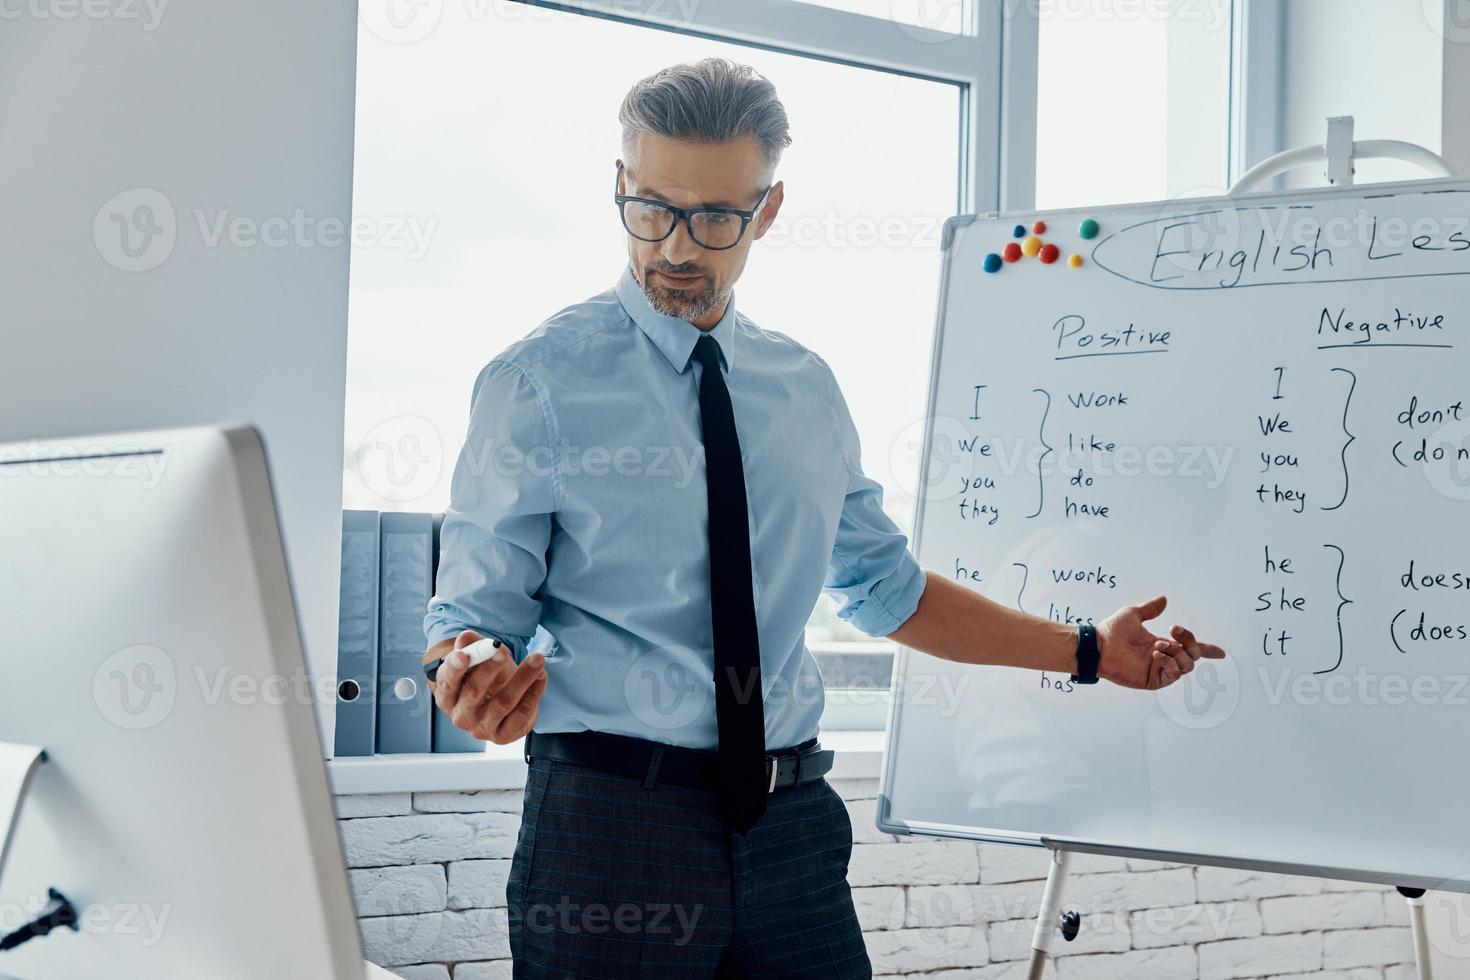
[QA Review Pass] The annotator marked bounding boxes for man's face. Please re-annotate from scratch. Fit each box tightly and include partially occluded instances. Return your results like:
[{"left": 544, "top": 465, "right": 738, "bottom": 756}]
[{"left": 617, "top": 132, "right": 783, "bottom": 328}]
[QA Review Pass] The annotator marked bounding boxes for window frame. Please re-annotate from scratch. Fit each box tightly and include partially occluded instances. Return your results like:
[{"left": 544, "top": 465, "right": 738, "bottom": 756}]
[
  {"left": 499, "top": 0, "right": 1023, "bottom": 733},
  {"left": 531, "top": 0, "right": 1020, "bottom": 212},
  {"left": 332, "top": 0, "right": 1266, "bottom": 766}
]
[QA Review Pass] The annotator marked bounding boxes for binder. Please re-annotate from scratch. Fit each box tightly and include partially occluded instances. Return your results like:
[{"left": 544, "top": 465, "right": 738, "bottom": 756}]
[
  {"left": 332, "top": 510, "right": 379, "bottom": 757},
  {"left": 375, "top": 512, "right": 435, "bottom": 753},
  {"left": 431, "top": 512, "right": 485, "bottom": 753}
]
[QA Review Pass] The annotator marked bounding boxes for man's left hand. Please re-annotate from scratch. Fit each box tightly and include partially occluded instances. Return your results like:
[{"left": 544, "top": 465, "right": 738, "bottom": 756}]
[{"left": 1095, "top": 595, "right": 1226, "bottom": 690}]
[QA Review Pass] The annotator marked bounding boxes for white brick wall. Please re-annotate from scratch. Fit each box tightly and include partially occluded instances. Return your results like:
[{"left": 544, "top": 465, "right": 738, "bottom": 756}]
[{"left": 335, "top": 777, "right": 1418, "bottom": 978}]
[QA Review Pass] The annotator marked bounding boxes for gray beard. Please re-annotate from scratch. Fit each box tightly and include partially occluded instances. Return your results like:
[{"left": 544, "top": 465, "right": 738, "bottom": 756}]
[{"left": 642, "top": 268, "right": 726, "bottom": 323}]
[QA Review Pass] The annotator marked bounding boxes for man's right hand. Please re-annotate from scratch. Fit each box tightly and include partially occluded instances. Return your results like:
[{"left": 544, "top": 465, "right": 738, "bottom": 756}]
[{"left": 426, "top": 629, "right": 548, "bottom": 744}]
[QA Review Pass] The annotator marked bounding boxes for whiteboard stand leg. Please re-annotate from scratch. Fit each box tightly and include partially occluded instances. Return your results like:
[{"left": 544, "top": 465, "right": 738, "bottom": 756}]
[
  {"left": 1397, "top": 886, "right": 1433, "bottom": 980},
  {"left": 1026, "top": 848, "right": 1081, "bottom": 980}
]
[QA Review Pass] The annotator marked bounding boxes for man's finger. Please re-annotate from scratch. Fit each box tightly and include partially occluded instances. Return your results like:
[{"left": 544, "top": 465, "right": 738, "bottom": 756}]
[
  {"left": 459, "top": 642, "right": 517, "bottom": 708},
  {"left": 1159, "top": 639, "right": 1194, "bottom": 675},
  {"left": 474, "top": 653, "right": 547, "bottom": 731},
  {"left": 1172, "top": 624, "right": 1227, "bottom": 660},
  {"left": 1151, "top": 650, "right": 1180, "bottom": 688},
  {"left": 1132, "top": 595, "right": 1168, "bottom": 622},
  {"left": 494, "top": 670, "right": 548, "bottom": 743},
  {"left": 432, "top": 629, "right": 484, "bottom": 709}
]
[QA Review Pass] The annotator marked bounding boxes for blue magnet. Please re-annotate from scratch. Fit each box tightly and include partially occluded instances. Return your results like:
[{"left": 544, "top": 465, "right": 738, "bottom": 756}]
[{"left": 983, "top": 252, "right": 1003, "bottom": 273}]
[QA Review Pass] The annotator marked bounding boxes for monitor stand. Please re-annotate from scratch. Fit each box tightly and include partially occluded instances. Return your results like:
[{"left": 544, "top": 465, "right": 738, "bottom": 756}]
[{"left": 0, "top": 742, "right": 46, "bottom": 884}]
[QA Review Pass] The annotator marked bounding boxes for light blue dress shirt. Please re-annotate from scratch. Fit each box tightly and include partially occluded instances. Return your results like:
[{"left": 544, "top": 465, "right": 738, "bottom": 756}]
[{"left": 425, "top": 265, "right": 927, "bottom": 750}]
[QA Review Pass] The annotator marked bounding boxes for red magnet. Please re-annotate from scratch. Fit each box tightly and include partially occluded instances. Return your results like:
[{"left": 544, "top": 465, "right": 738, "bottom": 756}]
[
  {"left": 1038, "top": 242, "right": 1060, "bottom": 264},
  {"left": 1032, "top": 220, "right": 1047, "bottom": 235},
  {"left": 1002, "top": 242, "right": 1022, "bottom": 262}
]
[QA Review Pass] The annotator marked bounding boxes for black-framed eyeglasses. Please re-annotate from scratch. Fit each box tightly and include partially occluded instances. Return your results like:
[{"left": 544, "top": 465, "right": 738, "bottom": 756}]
[{"left": 614, "top": 163, "right": 771, "bottom": 251}]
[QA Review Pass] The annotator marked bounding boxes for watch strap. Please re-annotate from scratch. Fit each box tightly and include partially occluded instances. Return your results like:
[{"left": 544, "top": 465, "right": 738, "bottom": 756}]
[{"left": 1071, "top": 623, "right": 1100, "bottom": 684}]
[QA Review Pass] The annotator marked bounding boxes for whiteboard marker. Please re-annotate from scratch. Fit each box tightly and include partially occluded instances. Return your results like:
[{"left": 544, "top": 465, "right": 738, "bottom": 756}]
[{"left": 423, "top": 637, "right": 505, "bottom": 682}]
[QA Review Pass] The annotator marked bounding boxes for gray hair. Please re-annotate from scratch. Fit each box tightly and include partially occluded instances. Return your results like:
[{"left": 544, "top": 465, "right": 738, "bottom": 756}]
[{"left": 619, "top": 58, "right": 792, "bottom": 171}]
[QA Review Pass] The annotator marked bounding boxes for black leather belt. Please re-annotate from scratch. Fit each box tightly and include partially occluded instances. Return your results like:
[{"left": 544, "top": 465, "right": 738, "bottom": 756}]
[{"left": 524, "top": 730, "right": 835, "bottom": 793}]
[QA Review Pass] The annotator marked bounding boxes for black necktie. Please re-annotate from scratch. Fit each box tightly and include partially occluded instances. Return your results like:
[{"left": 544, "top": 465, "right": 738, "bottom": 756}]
[{"left": 692, "top": 333, "right": 767, "bottom": 833}]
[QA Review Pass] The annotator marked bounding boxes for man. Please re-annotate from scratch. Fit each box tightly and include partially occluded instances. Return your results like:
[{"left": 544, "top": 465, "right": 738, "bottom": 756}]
[{"left": 423, "top": 58, "right": 1225, "bottom": 978}]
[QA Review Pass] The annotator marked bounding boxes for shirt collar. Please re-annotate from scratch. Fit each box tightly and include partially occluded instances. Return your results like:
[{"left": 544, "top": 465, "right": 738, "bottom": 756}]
[{"left": 615, "top": 265, "right": 736, "bottom": 375}]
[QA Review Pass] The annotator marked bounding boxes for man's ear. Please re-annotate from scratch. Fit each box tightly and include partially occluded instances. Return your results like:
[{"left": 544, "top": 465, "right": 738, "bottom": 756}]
[
  {"left": 615, "top": 159, "right": 627, "bottom": 194},
  {"left": 753, "top": 180, "right": 784, "bottom": 240}
]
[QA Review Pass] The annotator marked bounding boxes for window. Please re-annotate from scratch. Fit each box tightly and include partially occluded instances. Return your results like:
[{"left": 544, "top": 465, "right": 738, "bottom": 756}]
[
  {"left": 1034, "top": 0, "right": 1234, "bottom": 209},
  {"left": 345, "top": 3, "right": 965, "bottom": 707},
  {"left": 787, "top": 0, "right": 971, "bottom": 35}
]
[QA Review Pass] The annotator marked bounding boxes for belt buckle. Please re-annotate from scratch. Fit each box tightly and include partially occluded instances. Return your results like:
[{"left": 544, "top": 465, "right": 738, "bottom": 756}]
[{"left": 766, "top": 755, "right": 779, "bottom": 794}]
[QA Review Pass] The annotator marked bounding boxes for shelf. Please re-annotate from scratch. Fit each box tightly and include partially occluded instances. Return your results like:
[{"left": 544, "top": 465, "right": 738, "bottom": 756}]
[{"left": 326, "top": 729, "right": 886, "bottom": 796}]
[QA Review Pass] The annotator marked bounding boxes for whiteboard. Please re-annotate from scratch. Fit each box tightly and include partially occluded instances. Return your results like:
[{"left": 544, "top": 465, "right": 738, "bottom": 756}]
[{"left": 878, "top": 178, "right": 1470, "bottom": 893}]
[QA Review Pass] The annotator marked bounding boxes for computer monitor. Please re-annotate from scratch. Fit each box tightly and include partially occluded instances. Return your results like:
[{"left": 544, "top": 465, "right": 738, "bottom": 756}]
[{"left": 0, "top": 426, "right": 367, "bottom": 979}]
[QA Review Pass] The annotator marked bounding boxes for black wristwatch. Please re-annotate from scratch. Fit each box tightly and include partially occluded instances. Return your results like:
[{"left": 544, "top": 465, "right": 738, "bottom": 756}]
[{"left": 1071, "top": 623, "right": 1100, "bottom": 684}]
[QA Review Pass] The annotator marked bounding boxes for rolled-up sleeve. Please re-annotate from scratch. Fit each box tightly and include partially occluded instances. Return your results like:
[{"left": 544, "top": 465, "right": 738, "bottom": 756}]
[
  {"left": 820, "top": 366, "right": 927, "bottom": 636},
  {"left": 424, "top": 358, "right": 557, "bottom": 661}
]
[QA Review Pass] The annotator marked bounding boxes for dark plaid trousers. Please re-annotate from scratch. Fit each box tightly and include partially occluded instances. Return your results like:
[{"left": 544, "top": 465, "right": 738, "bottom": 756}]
[{"left": 506, "top": 756, "right": 872, "bottom": 978}]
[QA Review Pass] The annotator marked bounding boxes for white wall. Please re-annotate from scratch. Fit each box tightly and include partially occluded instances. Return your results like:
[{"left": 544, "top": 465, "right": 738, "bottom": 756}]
[
  {"left": 1443, "top": 0, "right": 1470, "bottom": 173},
  {"left": 1279, "top": 0, "right": 1445, "bottom": 185},
  {"left": 336, "top": 781, "right": 1423, "bottom": 978},
  {"left": 0, "top": 0, "right": 358, "bottom": 750}
]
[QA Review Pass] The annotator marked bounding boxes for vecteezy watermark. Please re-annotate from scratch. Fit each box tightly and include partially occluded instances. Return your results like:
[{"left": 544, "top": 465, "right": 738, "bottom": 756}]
[
  {"left": 0, "top": 0, "right": 168, "bottom": 30},
  {"left": 1258, "top": 666, "right": 1470, "bottom": 709},
  {"left": 344, "top": 424, "right": 724, "bottom": 511},
  {"left": 1005, "top": 0, "right": 1230, "bottom": 31},
  {"left": 891, "top": 415, "right": 1238, "bottom": 505},
  {"left": 888, "top": 667, "right": 973, "bottom": 719},
  {"left": 93, "top": 644, "right": 177, "bottom": 730},
  {"left": 625, "top": 653, "right": 953, "bottom": 729},
  {"left": 358, "top": 0, "right": 701, "bottom": 44},
  {"left": 1423, "top": 870, "right": 1470, "bottom": 960},
  {"left": 0, "top": 896, "right": 171, "bottom": 947},
  {"left": 944, "top": 881, "right": 1245, "bottom": 953},
  {"left": 1418, "top": 418, "right": 1470, "bottom": 502},
  {"left": 624, "top": 646, "right": 713, "bottom": 732},
  {"left": 1155, "top": 653, "right": 1239, "bottom": 730},
  {"left": 193, "top": 209, "right": 436, "bottom": 259},
  {"left": 1424, "top": 0, "right": 1470, "bottom": 45},
  {"left": 886, "top": 0, "right": 968, "bottom": 42},
  {"left": 92, "top": 187, "right": 437, "bottom": 272},
  {"left": 93, "top": 187, "right": 176, "bottom": 273},
  {"left": 358, "top": 0, "right": 444, "bottom": 44},
  {"left": 349, "top": 415, "right": 446, "bottom": 506},
  {"left": 452, "top": 435, "right": 705, "bottom": 488},
  {"left": 523, "top": 897, "right": 703, "bottom": 944},
  {"left": 0, "top": 440, "right": 170, "bottom": 490},
  {"left": 761, "top": 211, "right": 948, "bottom": 251},
  {"left": 364, "top": 888, "right": 449, "bottom": 961},
  {"left": 92, "top": 646, "right": 341, "bottom": 730}
]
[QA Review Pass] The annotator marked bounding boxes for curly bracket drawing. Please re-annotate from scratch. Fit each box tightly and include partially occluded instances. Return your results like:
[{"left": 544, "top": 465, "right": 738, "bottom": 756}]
[
  {"left": 1321, "top": 367, "right": 1356, "bottom": 512},
  {"left": 1316, "top": 543, "right": 1351, "bottom": 675},
  {"left": 1027, "top": 389, "right": 1053, "bottom": 519}
]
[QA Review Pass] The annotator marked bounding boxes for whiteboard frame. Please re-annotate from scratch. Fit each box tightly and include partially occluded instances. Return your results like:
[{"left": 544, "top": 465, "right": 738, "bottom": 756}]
[{"left": 876, "top": 174, "right": 1470, "bottom": 894}]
